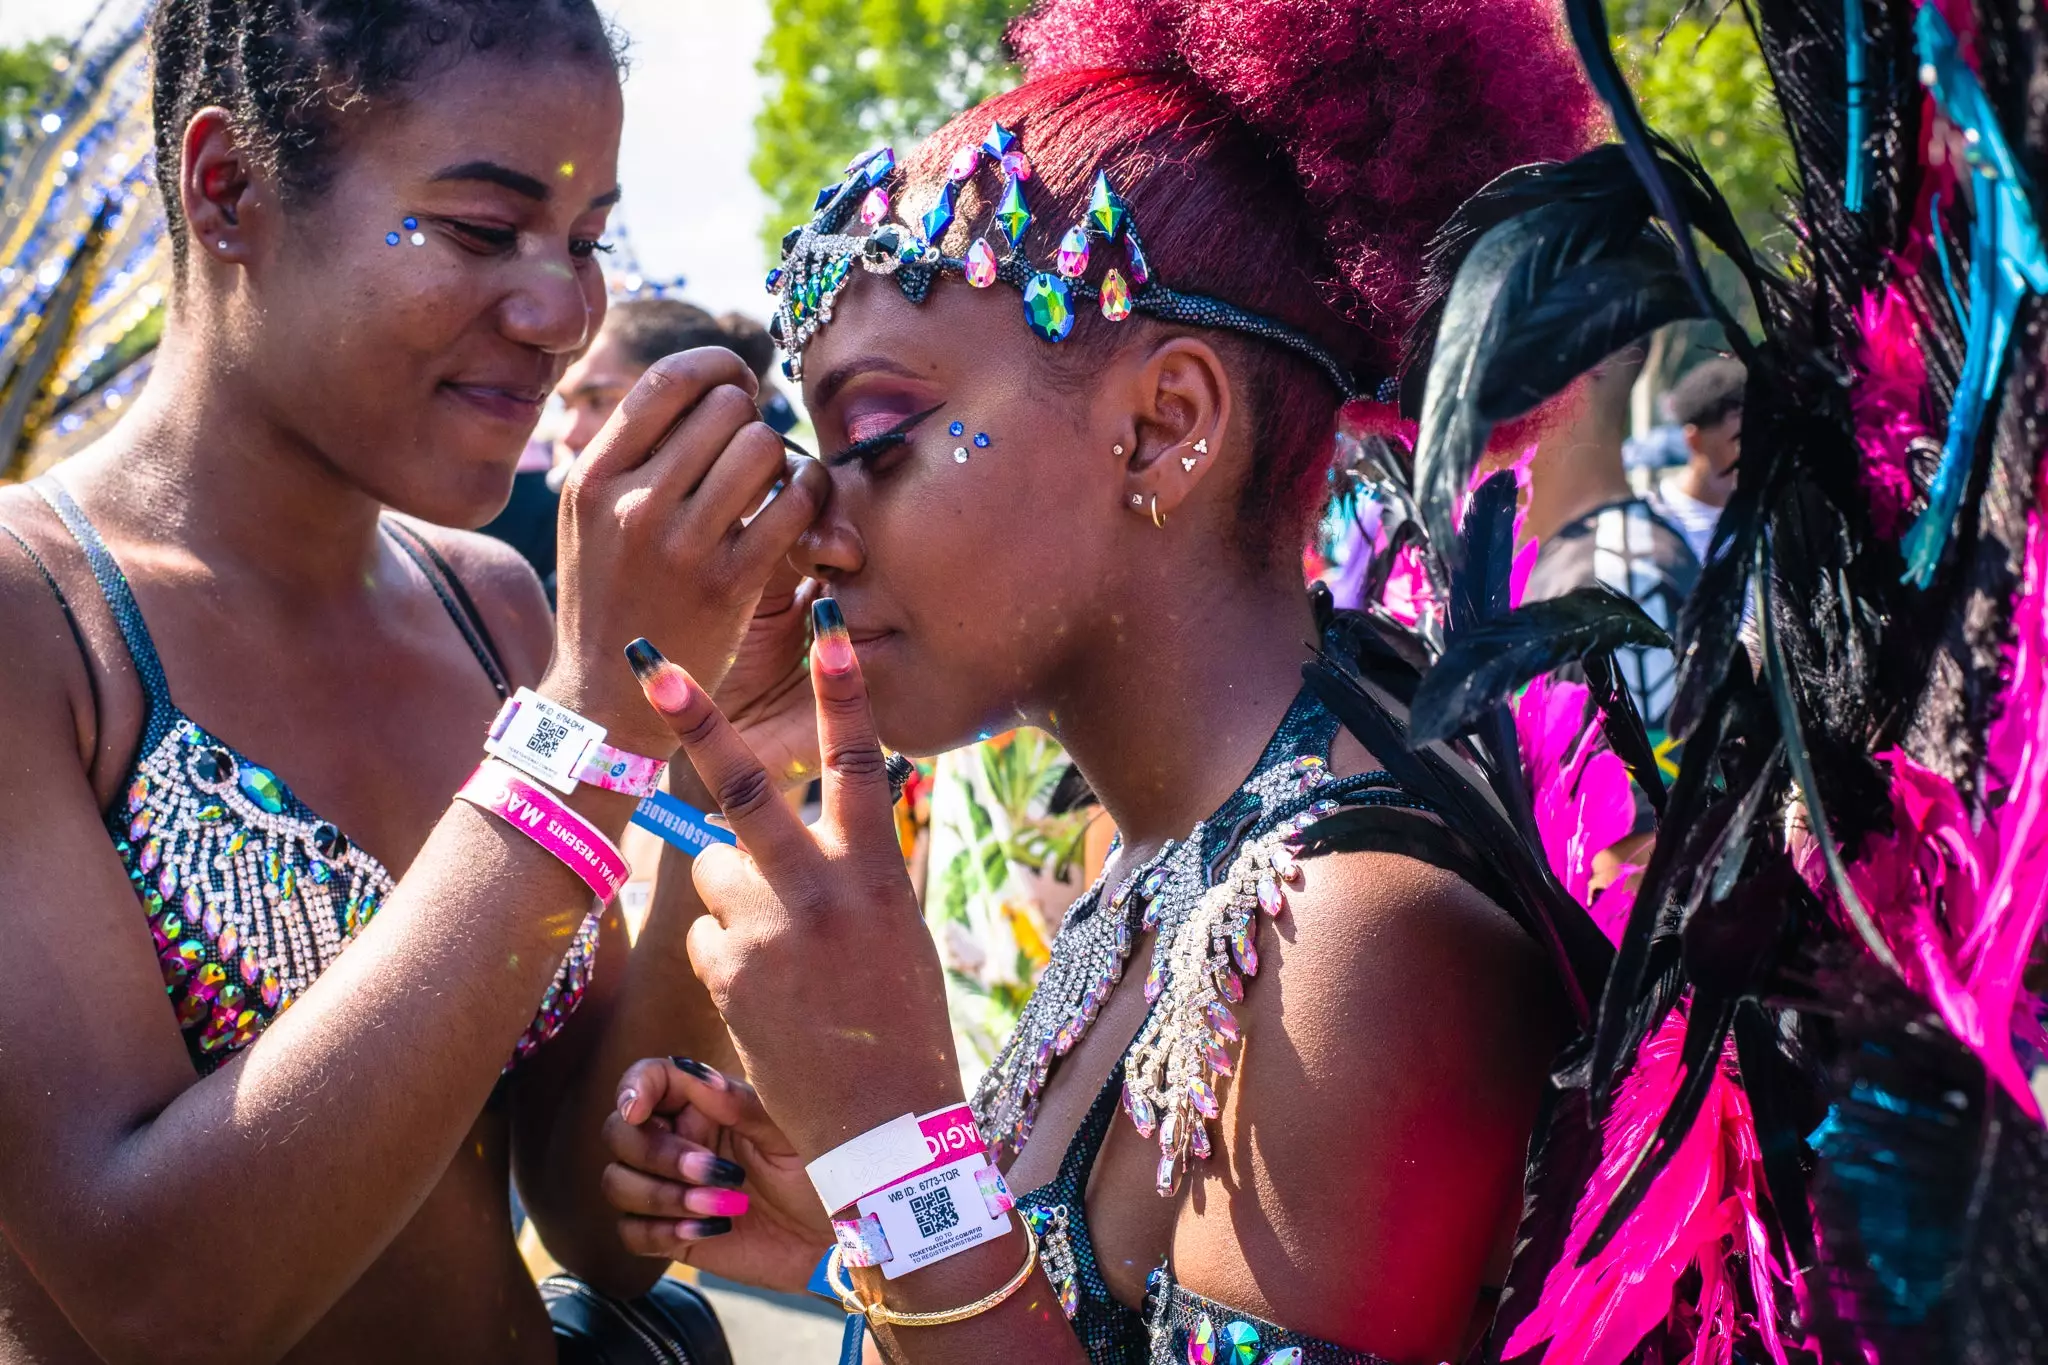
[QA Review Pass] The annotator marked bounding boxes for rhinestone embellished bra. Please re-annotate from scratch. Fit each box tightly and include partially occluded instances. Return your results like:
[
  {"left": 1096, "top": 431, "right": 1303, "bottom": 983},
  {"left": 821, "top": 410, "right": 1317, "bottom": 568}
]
[{"left": 34, "top": 480, "right": 598, "bottom": 1076}]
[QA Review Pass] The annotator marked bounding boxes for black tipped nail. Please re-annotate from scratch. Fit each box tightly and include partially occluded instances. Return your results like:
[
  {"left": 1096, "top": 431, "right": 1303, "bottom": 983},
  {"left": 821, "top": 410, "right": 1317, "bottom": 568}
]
[
  {"left": 680, "top": 1217, "right": 734, "bottom": 1239},
  {"left": 886, "top": 753, "right": 915, "bottom": 803},
  {"left": 811, "top": 597, "right": 845, "bottom": 636},
  {"left": 624, "top": 637, "right": 667, "bottom": 683},
  {"left": 669, "top": 1056, "right": 721, "bottom": 1086},
  {"left": 708, "top": 1157, "right": 746, "bottom": 1188}
]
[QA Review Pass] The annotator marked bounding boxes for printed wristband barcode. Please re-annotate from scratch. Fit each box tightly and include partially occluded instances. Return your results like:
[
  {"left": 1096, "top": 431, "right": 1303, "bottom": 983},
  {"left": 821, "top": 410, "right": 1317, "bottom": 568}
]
[
  {"left": 826, "top": 1104, "right": 1015, "bottom": 1279},
  {"left": 457, "top": 759, "right": 630, "bottom": 903}
]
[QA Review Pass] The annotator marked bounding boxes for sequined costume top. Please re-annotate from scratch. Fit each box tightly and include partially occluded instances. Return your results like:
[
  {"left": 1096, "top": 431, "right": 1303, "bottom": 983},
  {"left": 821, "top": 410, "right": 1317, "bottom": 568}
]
[
  {"left": 990, "top": 689, "right": 1472, "bottom": 1365},
  {"left": 28, "top": 479, "right": 599, "bottom": 1075}
]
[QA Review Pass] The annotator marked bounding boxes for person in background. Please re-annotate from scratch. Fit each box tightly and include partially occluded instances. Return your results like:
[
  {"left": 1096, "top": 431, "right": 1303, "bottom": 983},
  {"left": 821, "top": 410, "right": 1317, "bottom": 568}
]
[
  {"left": 1522, "top": 344, "right": 1700, "bottom": 738},
  {"left": 480, "top": 298, "right": 792, "bottom": 592},
  {"left": 1647, "top": 356, "right": 1744, "bottom": 566}
]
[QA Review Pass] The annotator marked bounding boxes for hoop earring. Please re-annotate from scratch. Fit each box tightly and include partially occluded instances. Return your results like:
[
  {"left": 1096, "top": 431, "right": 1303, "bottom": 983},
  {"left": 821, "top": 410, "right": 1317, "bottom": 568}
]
[{"left": 1149, "top": 495, "right": 1165, "bottom": 529}]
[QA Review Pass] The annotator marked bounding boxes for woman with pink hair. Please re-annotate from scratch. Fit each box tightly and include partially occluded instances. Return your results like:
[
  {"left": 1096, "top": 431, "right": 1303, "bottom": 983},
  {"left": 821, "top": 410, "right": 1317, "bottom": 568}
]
[{"left": 598, "top": 1, "right": 1603, "bottom": 1361}]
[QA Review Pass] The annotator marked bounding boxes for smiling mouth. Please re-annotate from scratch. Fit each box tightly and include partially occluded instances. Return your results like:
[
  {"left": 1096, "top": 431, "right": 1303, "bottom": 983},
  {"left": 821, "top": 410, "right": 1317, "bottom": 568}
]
[{"left": 441, "top": 382, "right": 548, "bottom": 424}]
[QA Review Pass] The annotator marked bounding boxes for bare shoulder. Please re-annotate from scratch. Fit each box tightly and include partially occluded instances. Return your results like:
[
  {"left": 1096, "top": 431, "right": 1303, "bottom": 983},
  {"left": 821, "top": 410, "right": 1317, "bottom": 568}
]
[
  {"left": 1173, "top": 844, "right": 1564, "bottom": 1358},
  {"left": 0, "top": 488, "right": 97, "bottom": 754},
  {"left": 385, "top": 515, "right": 554, "bottom": 686}
]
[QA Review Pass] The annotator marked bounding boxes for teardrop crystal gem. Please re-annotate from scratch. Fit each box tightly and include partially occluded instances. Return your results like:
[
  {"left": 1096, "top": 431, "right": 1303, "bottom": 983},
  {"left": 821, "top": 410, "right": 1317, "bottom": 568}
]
[
  {"left": 1262, "top": 1351, "right": 1304, "bottom": 1365},
  {"left": 1099, "top": 267, "right": 1131, "bottom": 321},
  {"left": 947, "top": 143, "right": 980, "bottom": 182},
  {"left": 127, "top": 777, "right": 149, "bottom": 812},
  {"left": 1124, "top": 1083, "right": 1157, "bottom": 1138},
  {"left": 1144, "top": 957, "right": 1167, "bottom": 1004},
  {"left": 1127, "top": 235, "right": 1151, "bottom": 286},
  {"left": 1219, "top": 969, "right": 1244, "bottom": 1003},
  {"left": 239, "top": 762, "right": 286, "bottom": 814},
  {"left": 1190, "top": 1079, "right": 1221, "bottom": 1118},
  {"left": 1190, "top": 1119, "right": 1212, "bottom": 1159},
  {"left": 1271, "top": 845, "right": 1301, "bottom": 883},
  {"left": 1204, "top": 1000, "right": 1240, "bottom": 1043},
  {"left": 1204, "top": 1038, "right": 1234, "bottom": 1076},
  {"left": 1021, "top": 273, "right": 1075, "bottom": 342},
  {"left": 859, "top": 187, "right": 891, "bottom": 227},
  {"left": 1230, "top": 923, "right": 1259, "bottom": 974},
  {"left": 1056, "top": 225, "right": 1090, "bottom": 279},
  {"left": 964, "top": 237, "right": 999, "bottom": 288},
  {"left": 1257, "top": 876, "right": 1286, "bottom": 917},
  {"left": 1001, "top": 150, "right": 1032, "bottom": 181},
  {"left": 1186, "top": 1313, "right": 1217, "bottom": 1365}
]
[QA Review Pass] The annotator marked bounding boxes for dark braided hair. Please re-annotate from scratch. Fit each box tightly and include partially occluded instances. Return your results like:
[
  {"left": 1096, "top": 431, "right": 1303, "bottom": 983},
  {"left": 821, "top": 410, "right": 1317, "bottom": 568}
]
[{"left": 148, "top": 0, "right": 622, "bottom": 273}]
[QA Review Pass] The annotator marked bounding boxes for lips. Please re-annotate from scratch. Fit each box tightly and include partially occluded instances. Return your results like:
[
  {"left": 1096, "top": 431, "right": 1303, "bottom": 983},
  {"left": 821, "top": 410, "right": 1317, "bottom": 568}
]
[{"left": 440, "top": 381, "right": 549, "bottom": 425}]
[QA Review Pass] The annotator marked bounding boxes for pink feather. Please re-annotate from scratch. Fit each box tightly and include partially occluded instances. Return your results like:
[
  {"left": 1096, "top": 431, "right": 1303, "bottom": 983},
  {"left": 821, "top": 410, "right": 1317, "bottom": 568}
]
[{"left": 1849, "top": 285, "right": 1929, "bottom": 540}]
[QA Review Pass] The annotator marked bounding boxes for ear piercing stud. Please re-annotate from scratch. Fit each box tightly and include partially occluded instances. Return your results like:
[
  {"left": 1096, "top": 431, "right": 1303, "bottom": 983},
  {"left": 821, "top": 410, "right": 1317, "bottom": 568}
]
[
  {"left": 1113, "top": 443, "right": 1126, "bottom": 457},
  {"left": 1193, "top": 438, "right": 1209, "bottom": 454},
  {"left": 1131, "top": 493, "right": 1143, "bottom": 506},
  {"left": 1181, "top": 457, "right": 1197, "bottom": 471}
]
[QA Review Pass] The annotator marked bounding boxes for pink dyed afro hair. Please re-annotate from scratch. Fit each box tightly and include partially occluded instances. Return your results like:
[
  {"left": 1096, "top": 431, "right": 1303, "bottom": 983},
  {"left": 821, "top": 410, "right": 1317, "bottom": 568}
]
[{"left": 1009, "top": 0, "right": 1602, "bottom": 348}]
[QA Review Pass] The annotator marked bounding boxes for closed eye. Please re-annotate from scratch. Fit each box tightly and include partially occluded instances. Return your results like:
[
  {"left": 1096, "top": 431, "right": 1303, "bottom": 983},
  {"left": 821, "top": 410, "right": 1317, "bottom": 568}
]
[{"left": 826, "top": 403, "right": 943, "bottom": 468}]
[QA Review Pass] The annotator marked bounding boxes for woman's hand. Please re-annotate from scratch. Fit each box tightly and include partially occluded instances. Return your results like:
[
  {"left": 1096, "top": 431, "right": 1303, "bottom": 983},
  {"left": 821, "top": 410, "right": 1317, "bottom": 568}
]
[
  {"left": 623, "top": 604, "right": 965, "bottom": 1161},
  {"left": 546, "top": 347, "right": 828, "bottom": 757},
  {"left": 712, "top": 565, "right": 822, "bottom": 792},
  {"left": 603, "top": 1057, "right": 828, "bottom": 1293}
]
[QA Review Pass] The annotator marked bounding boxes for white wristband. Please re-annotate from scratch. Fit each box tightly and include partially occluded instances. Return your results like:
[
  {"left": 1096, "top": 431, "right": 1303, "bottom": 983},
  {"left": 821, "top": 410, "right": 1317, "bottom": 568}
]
[
  {"left": 484, "top": 688, "right": 609, "bottom": 795},
  {"left": 806, "top": 1113, "right": 932, "bottom": 1216}
]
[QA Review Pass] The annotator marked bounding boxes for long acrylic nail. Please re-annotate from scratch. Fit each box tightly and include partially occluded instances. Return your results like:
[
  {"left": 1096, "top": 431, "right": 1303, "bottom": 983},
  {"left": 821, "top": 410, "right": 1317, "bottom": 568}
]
[
  {"left": 676, "top": 1216, "right": 733, "bottom": 1240},
  {"left": 669, "top": 1056, "right": 726, "bottom": 1090},
  {"left": 685, "top": 1187, "right": 751, "bottom": 1218},
  {"left": 811, "top": 598, "right": 855, "bottom": 675},
  {"left": 682, "top": 1151, "right": 747, "bottom": 1187},
  {"left": 625, "top": 637, "right": 696, "bottom": 712}
]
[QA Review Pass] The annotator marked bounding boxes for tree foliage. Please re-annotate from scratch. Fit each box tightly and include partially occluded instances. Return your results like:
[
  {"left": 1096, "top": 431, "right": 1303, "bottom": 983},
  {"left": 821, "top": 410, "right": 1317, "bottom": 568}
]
[
  {"left": 0, "top": 38, "right": 64, "bottom": 162},
  {"left": 751, "top": 0, "right": 1027, "bottom": 258}
]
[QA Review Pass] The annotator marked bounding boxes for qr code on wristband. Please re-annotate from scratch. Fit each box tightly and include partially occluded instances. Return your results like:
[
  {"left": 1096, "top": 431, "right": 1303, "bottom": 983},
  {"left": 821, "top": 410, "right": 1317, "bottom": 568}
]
[
  {"left": 528, "top": 713, "right": 571, "bottom": 759},
  {"left": 909, "top": 1186, "right": 959, "bottom": 1238}
]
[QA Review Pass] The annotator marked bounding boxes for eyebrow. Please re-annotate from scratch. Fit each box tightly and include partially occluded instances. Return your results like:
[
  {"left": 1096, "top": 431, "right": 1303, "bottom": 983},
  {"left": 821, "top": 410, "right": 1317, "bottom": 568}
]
[
  {"left": 811, "top": 355, "right": 929, "bottom": 408},
  {"left": 430, "top": 160, "right": 622, "bottom": 209}
]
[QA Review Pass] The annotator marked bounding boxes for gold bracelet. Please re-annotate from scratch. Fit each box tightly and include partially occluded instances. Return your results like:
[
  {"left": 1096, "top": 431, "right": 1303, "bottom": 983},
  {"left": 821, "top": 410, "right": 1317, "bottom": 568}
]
[{"left": 827, "top": 1225, "right": 1039, "bottom": 1328}]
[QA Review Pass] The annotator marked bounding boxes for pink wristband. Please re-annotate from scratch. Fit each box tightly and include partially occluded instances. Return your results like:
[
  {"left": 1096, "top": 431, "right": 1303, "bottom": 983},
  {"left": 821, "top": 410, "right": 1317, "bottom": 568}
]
[
  {"left": 573, "top": 741, "right": 669, "bottom": 798},
  {"left": 457, "top": 760, "right": 631, "bottom": 902}
]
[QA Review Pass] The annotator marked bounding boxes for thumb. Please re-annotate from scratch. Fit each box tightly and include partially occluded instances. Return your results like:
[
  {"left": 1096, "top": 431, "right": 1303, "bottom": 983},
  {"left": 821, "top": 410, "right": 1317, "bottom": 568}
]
[{"left": 809, "top": 598, "right": 897, "bottom": 853}]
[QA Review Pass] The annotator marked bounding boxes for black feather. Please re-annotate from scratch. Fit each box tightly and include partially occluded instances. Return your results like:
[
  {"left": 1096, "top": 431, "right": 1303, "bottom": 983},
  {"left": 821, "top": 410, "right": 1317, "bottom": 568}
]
[
  {"left": 1582, "top": 650, "right": 1668, "bottom": 817},
  {"left": 1411, "top": 587, "right": 1672, "bottom": 744}
]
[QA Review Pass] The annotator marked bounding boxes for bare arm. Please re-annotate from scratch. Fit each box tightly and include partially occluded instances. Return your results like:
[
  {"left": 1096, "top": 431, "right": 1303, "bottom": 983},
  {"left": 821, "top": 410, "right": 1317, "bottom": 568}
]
[{"left": 0, "top": 349, "right": 822, "bottom": 1364}]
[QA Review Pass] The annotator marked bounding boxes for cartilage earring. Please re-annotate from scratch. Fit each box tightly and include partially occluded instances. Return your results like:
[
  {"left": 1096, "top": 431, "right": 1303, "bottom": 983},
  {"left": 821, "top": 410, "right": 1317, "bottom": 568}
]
[
  {"left": 1193, "top": 438, "right": 1209, "bottom": 454},
  {"left": 1131, "top": 493, "right": 1143, "bottom": 507},
  {"left": 1181, "top": 456, "right": 1197, "bottom": 471},
  {"left": 1149, "top": 495, "right": 1166, "bottom": 529}
]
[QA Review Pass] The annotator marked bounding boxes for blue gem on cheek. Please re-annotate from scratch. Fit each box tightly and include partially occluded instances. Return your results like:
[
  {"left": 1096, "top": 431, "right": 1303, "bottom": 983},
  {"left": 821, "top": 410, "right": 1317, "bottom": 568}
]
[
  {"left": 403, "top": 217, "right": 418, "bottom": 231},
  {"left": 949, "top": 420, "right": 964, "bottom": 437},
  {"left": 974, "top": 433, "right": 990, "bottom": 448},
  {"left": 385, "top": 232, "right": 400, "bottom": 246}
]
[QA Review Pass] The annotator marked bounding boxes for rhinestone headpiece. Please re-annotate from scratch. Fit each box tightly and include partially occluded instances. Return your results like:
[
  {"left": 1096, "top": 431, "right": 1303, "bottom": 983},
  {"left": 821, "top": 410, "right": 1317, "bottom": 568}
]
[{"left": 765, "top": 124, "right": 1393, "bottom": 404}]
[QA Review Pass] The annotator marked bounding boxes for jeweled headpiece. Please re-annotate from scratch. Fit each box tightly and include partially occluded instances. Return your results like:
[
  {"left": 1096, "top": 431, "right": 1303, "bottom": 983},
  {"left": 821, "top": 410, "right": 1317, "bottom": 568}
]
[{"left": 765, "top": 124, "right": 1392, "bottom": 403}]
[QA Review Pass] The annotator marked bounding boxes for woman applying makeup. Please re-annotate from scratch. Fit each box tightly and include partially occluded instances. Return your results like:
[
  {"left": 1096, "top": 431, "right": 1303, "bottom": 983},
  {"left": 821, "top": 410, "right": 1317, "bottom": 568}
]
[
  {"left": 0, "top": 2, "right": 818, "bottom": 1360},
  {"left": 598, "top": 0, "right": 1607, "bottom": 1361}
]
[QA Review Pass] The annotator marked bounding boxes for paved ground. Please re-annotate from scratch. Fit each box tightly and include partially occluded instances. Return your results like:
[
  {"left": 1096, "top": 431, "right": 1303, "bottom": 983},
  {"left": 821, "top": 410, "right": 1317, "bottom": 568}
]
[{"left": 696, "top": 1274, "right": 847, "bottom": 1362}]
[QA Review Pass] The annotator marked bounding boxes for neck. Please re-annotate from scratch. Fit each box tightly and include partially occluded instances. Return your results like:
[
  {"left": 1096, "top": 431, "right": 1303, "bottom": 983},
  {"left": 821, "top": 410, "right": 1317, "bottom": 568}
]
[
  {"left": 70, "top": 311, "right": 389, "bottom": 597},
  {"left": 1522, "top": 414, "right": 1632, "bottom": 544},
  {"left": 1046, "top": 563, "right": 1316, "bottom": 851},
  {"left": 1671, "top": 460, "right": 1727, "bottom": 508}
]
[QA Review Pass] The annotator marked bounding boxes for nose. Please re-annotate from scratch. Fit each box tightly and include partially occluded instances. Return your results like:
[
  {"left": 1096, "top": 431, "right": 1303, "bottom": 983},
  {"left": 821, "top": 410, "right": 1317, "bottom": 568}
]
[
  {"left": 791, "top": 477, "right": 864, "bottom": 583},
  {"left": 501, "top": 256, "right": 604, "bottom": 355}
]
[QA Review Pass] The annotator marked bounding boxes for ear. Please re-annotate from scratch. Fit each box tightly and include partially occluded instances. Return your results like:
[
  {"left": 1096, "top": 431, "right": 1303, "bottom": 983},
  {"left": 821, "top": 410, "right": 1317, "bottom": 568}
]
[
  {"left": 181, "top": 107, "right": 262, "bottom": 266},
  {"left": 1111, "top": 335, "right": 1231, "bottom": 527}
]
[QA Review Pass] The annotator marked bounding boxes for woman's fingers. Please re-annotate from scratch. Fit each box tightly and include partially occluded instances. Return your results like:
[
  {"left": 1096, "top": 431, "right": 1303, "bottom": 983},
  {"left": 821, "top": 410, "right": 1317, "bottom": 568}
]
[
  {"left": 617, "top": 1213, "right": 735, "bottom": 1258},
  {"left": 731, "top": 457, "right": 829, "bottom": 583},
  {"left": 624, "top": 643, "right": 814, "bottom": 877},
  {"left": 579, "top": 347, "right": 758, "bottom": 482},
  {"left": 808, "top": 599, "right": 899, "bottom": 853},
  {"left": 601, "top": 1163, "right": 751, "bottom": 1220},
  {"left": 601, "top": 1108, "right": 747, "bottom": 1186}
]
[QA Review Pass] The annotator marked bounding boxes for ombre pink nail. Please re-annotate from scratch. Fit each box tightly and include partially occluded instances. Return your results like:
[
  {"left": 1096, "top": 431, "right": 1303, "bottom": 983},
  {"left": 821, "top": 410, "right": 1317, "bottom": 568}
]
[{"left": 685, "top": 1186, "right": 751, "bottom": 1218}]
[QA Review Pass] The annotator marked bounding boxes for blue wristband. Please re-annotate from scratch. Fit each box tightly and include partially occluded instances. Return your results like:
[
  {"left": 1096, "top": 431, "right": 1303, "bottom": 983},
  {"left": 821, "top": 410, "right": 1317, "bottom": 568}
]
[{"left": 631, "top": 789, "right": 737, "bottom": 855}]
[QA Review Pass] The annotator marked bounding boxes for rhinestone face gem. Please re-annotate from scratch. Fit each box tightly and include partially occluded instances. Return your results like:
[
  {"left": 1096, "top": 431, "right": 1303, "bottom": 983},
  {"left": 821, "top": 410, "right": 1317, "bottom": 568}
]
[
  {"left": 859, "top": 187, "right": 891, "bottom": 227},
  {"left": 238, "top": 763, "right": 286, "bottom": 814},
  {"left": 1100, "top": 267, "right": 1132, "bottom": 322},
  {"left": 964, "top": 237, "right": 1000, "bottom": 287},
  {"left": 1021, "top": 273, "right": 1075, "bottom": 342},
  {"left": 974, "top": 432, "right": 991, "bottom": 448},
  {"left": 982, "top": 120, "right": 1018, "bottom": 159},
  {"left": 947, "top": 144, "right": 981, "bottom": 182},
  {"left": 1056, "top": 224, "right": 1091, "bottom": 279},
  {"left": 995, "top": 177, "right": 1033, "bottom": 249},
  {"left": 1088, "top": 172, "right": 1127, "bottom": 239},
  {"left": 950, "top": 420, "right": 965, "bottom": 436},
  {"left": 920, "top": 181, "right": 956, "bottom": 243},
  {"left": 1223, "top": 1321, "right": 1261, "bottom": 1364},
  {"left": 1187, "top": 1313, "right": 1218, "bottom": 1365}
]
